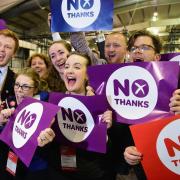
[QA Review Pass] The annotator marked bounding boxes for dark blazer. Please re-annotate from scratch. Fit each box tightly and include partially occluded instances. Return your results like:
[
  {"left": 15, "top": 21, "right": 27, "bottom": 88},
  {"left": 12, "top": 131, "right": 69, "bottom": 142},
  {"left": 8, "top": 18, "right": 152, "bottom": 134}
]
[
  {"left": 1, "top": 68, "right": 15, "bottom": 101},
  {"left": 0, "top": 68, "right": 15, "bottom": 180}
]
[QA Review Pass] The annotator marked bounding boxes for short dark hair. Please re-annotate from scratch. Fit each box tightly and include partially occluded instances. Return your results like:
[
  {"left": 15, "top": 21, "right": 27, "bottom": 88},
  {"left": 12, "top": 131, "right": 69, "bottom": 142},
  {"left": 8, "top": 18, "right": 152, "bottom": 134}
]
[
  {"left": 68, "top": 51, "right": 92, "bottom": 67},
  {"left": 128, "top": 30, "right": 162, "bottom": 53}
]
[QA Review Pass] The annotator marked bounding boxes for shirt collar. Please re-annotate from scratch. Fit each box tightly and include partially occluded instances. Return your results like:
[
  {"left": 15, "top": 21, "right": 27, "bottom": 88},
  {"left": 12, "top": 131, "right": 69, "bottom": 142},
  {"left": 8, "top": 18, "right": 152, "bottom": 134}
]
[{"left": 0, "top": 65, "right": 8, "bottom": 74}]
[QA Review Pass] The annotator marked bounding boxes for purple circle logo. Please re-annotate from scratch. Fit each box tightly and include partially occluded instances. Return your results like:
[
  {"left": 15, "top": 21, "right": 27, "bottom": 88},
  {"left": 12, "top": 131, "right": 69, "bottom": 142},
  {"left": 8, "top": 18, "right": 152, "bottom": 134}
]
[
  {"left": 58, "top": 97, "right": 94, "bottom": 143},
  {"left": 13, "top": 102, "right": 43, "bottom": 148},
  {"left": 74, "top": 109, "right": 86, "bottom": 124},
  {"left": 106, "top": 66, "right": 158, "bottom": 120},
  {"left": 131, "top": 79, "right": 149, "bottom": 98}
]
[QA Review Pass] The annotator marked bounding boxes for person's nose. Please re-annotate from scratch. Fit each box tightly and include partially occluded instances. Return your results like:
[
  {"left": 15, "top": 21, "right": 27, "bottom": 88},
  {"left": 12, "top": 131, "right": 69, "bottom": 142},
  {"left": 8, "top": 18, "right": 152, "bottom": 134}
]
[
  {"left": 34, "top": 64, "right": 40, "bottom": 68},
  {"left": 133, "top": 47, "right": 142, "bottom": 53},
  {"left": 108, "top": 44, "right": 115, "bottom": 51},
  {"left": 66, "top": 67, "right": 74, "bottom": 74}
]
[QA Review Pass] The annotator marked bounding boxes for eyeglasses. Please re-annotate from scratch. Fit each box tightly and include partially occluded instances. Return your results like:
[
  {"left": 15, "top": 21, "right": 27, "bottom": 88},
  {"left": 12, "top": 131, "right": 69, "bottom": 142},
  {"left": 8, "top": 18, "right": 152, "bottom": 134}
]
[
  {"left": 130, "top": 44, "right": 155, "bottom": 53},
  {"left": 14, "top": 83, "right": 35, "bottom": 91}
]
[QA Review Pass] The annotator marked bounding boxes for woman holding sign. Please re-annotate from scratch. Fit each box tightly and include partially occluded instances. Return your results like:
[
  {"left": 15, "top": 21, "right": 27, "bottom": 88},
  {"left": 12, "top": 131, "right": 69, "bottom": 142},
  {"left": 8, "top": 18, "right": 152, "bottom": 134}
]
[
  {"left": 0, "top": 68, "right": 55, "bottom": 180},
  {"left": 48, "top": 51, "right": 115, "bottom": 180}
]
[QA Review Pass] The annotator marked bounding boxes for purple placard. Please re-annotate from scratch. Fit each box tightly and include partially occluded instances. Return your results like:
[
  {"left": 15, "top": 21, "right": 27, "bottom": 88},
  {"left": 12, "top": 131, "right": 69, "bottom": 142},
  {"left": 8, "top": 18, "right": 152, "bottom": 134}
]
[
  {"left": 0, "top": 97, "right": 60, "bottom": 167},
  {"left": 87, "top": 61, "right": 179, "bottom": 124},
  {"left": 161, "top": 52, "right": 180, "bottom": 64},
  {"left": 49, "top": 92, "right": 108, "bottom": 153},
  {"left": 50, "top": 0, "right": 113, "bottom": 32}
]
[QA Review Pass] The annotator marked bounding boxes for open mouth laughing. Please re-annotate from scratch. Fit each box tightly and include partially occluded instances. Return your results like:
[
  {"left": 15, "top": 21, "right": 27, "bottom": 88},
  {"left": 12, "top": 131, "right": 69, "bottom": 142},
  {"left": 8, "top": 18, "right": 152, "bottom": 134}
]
[{"left": 66, "top": 76, "right": 76, "bottom": 87}]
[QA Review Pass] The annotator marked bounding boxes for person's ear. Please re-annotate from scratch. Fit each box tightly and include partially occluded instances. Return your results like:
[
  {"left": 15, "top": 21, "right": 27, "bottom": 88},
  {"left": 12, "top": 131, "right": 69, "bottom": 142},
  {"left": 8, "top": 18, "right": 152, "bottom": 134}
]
[
  {"left": 154, "top": 54, "right": 161, "bottom": 61},
  {"left": 12, "top": 53, "right": 16, "bottom": 58}
]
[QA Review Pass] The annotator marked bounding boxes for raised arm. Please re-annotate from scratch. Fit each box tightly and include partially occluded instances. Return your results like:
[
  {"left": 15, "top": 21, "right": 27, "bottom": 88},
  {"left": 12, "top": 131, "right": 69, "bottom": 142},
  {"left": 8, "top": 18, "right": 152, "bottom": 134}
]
[{"left": 70, "top": 32, "right": 102, "bottom": 65}]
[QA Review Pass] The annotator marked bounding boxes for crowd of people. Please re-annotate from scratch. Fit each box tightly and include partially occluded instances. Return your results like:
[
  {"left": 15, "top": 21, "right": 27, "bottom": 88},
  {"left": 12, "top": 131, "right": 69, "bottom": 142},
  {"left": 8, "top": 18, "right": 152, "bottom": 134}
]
[{"left": 0, "top": 14, "right": 179, "bottom": 180}]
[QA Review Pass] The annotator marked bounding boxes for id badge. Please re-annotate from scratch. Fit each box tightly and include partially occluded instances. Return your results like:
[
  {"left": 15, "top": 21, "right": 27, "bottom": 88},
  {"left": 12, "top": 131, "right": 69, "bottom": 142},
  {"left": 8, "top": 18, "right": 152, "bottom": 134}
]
[
  {"left": 60, "top": 145, "right": 77, "bottom": 171},
  {"left": 6, "top": 151, "right": 18, "bottom": 176}
]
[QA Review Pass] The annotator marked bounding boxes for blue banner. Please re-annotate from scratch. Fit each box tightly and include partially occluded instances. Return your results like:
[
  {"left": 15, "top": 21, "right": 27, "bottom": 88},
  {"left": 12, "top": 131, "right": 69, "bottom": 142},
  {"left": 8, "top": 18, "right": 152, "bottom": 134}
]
[{"left": 50, "top": 0, "right": 113, "bottom": 32}]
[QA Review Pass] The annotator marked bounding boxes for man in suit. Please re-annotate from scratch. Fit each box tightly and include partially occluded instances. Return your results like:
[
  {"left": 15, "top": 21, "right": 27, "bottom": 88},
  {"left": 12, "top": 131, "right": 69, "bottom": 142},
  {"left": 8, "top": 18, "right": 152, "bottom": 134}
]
[
  {"left": 0, "top": 29, "right": 19, "bottom": 102},
  {"left": 0, "top": 28, "right": 19, "bottom": 180}
]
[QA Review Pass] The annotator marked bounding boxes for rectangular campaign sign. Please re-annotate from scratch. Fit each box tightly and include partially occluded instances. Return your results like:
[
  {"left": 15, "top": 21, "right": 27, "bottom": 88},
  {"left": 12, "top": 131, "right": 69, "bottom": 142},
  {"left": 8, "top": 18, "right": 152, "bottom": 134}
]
[
  {"left": 130, "top": 115, "right": 180, "bottom": 180},
  {"left": 0, "top": 97, "right": 60, "bottom": 167},
  {"left": 49, "top": 92, "right": 108, "bottom": 153},
  {"left": 87, "top": 61, "right": 179, "bottom": 124},
  {"left": 50, "top": 0, "right": 113, "bottom": 32}
]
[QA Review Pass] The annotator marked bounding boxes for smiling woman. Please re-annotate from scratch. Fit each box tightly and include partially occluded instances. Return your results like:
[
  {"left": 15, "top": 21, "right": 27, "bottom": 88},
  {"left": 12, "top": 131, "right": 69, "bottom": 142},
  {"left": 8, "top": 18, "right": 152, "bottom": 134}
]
[
  {"left": 0, "top": 67, "right": 55, "bottom": 180},
  {"left": 47, "top": 51, "right": 114, "bottom": 180},
  {"left": 27, "top": 53, "right": 51, "bottom": 80},
  {"left": 14, "top": 67, "right": 49, "bottom": 105},
  {"left": 27, "top": 53, "right": 66, "bottom": 92}
]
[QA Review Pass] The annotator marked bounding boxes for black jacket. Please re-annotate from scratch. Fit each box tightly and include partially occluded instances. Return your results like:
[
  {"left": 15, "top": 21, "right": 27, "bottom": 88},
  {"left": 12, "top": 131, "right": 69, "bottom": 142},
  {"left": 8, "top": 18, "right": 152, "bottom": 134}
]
[{"left": 1, "top": 68, "right": 15, "bottom": 101}]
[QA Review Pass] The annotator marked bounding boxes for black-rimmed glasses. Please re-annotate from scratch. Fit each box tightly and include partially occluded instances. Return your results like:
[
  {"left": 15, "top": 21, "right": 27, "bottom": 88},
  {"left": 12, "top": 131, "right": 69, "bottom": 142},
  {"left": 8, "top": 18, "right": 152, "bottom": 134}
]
[
  {"left": 130, "top": 44, "right": 155, "bottom": 53},
  {"left": 14, "top": 83, "right": 35, "bottom": 91}
]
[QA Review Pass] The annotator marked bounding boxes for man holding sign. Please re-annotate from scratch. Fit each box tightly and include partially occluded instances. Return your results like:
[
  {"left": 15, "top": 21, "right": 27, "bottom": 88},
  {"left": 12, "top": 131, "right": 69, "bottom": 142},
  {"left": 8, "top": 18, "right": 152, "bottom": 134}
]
[
  {"left": 124, "top": 30, "right": 180, "bottom": 179},
  {"left": 50, "top": 0, "right": 113, "bottom": 32},
  {"left": 49, "top": 0, "right": 127, "bottom": 66}
]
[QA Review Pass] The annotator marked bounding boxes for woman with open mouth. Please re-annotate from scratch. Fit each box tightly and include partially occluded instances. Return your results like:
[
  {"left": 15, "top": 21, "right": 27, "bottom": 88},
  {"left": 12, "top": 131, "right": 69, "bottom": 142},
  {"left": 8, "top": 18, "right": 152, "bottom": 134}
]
[
  {"left": 48, "top": 51, "right": 114, "bottom": 180},
  {"left": 0, "top": 68, "right": 55, "bottom": 180}
]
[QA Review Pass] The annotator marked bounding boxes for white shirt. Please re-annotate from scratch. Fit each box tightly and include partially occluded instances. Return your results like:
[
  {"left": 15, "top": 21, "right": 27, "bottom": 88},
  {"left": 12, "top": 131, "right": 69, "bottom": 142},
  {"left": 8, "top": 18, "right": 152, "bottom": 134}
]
[{"left": 0, "top": 65, "right": 8, "bottom": 90}]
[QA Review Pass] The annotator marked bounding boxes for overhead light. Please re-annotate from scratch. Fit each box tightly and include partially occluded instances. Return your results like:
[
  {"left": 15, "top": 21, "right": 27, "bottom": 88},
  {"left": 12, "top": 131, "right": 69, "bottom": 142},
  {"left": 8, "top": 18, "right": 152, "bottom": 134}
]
[
  {"left": 147, "top": 27, "right": 159, "bottom": 35},
  {"left": 152, "top": 11, "right": 158, "bottom": 21},
  {"left": 153, "top": 12, "right": 158, "bottom": 17},
  {"left": 152, "top": 16, "right": 158, "bottom": 21}
]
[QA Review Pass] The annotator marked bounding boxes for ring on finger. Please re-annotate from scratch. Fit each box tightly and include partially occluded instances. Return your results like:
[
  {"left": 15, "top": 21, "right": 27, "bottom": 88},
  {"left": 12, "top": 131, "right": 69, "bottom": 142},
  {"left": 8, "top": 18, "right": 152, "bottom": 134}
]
[{"left": 41, "top": 137, "right": 46, "bottom": 142}]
